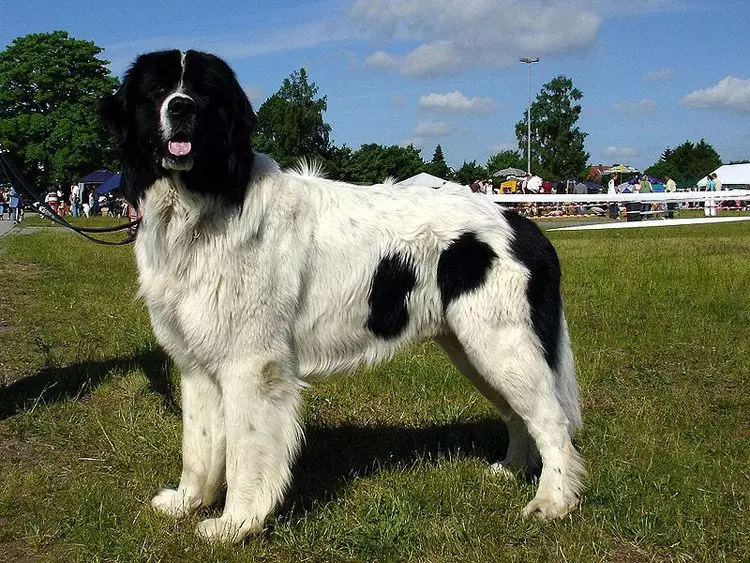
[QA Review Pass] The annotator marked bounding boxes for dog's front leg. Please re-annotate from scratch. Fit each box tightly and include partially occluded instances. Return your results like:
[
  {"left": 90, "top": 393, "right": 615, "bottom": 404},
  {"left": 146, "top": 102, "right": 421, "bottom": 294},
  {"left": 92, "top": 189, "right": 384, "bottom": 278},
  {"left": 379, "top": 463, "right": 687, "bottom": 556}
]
[
  {"left": 152, "top": 365, "right": 225, "bottom": 517},
  {"left": 195, "top": 357, "right": 302, "bottom": 543}
]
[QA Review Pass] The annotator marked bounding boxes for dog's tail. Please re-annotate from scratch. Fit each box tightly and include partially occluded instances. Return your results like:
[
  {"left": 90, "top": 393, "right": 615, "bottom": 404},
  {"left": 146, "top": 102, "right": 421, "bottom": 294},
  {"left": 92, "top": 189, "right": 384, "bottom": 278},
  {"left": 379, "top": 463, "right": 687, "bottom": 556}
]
[{"left": 553, "top": 313, "right": 582, "bottom": 435}]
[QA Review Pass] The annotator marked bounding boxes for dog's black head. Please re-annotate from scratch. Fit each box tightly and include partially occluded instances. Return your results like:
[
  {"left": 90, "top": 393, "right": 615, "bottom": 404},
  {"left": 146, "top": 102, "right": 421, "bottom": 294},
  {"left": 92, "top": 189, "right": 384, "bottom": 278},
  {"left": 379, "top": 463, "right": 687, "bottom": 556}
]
[{"left": 101, "top": 50, "right": 256, "bottom": 207}]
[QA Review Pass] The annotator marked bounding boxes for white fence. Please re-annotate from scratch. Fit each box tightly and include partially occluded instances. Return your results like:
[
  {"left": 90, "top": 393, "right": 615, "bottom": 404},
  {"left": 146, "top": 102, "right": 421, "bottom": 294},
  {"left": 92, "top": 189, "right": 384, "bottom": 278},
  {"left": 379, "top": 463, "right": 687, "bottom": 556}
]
[
  {"left": 484, "top": 189, "right": 750, "bottom": 221},
  {"left": 485, "top": 189, "right": 750, "bottom": 205}
]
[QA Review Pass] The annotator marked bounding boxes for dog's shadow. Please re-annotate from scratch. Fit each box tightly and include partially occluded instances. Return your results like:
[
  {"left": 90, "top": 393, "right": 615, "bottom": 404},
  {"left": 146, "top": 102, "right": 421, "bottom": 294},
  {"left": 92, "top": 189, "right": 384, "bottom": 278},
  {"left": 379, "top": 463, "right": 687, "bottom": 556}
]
[
  {"left": 0, "top": 347, "right": 178, "bottom": 420},
  {"left": 1, "top": 350, "right": 509, "bottom": 518},
  {"left": 283, "top": 417, "right": 508, "bottom": 518}
]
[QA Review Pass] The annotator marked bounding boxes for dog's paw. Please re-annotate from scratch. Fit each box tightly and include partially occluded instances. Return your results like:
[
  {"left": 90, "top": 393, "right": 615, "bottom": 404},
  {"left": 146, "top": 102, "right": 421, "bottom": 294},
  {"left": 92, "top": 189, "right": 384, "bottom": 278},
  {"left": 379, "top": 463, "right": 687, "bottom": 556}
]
[
  {"left": 521, "top": 494, "right": 576, "bottom": 521},
  {"left": 195, "top": 516, "right": 263, "bottom": 543},
  {"left": 151, "top": 488, "right": 201, "bottom": 518}
]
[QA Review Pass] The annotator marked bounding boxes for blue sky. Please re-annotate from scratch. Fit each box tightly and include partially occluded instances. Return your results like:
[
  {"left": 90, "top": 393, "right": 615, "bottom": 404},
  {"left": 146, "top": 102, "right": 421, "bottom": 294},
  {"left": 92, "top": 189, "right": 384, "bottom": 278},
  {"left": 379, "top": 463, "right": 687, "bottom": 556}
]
[{"left": 3, "top": 0, "right": 749, "bottom": 172}]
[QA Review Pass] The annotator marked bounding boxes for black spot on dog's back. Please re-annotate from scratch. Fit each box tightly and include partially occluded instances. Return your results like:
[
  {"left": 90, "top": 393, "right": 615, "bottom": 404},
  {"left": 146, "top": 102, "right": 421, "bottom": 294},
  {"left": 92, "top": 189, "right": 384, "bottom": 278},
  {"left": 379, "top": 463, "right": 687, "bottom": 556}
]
[
  {"left": 367, "top": 253, "right": 417, "bottom": 339},
  {"left": 437, "top": 232, "right": 497, "bottom": 308},
  {"left": 502, "top": 210, "right": 562, "bottom": 369}
]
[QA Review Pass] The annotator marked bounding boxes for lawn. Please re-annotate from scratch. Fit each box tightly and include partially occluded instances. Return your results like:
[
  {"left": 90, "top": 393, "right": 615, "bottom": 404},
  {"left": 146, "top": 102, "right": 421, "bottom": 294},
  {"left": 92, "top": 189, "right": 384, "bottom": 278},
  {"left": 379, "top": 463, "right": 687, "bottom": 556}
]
[{"left": 0, "top": 218, "right": 748, "bottom": 562}]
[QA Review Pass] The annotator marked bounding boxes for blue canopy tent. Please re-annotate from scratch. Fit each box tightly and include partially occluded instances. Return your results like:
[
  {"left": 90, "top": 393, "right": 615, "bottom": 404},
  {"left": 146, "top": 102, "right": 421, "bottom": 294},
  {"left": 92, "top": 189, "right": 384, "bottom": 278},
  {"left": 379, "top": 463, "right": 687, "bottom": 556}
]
[
  {"left": 79, "top": 169, "right": 116, "bottom": 201},
  {"left": 95, "top": 173, "right": 121, "bottom": 194},
  {"left": 80, "top": 169, "right": 115, "bottom": 184}
]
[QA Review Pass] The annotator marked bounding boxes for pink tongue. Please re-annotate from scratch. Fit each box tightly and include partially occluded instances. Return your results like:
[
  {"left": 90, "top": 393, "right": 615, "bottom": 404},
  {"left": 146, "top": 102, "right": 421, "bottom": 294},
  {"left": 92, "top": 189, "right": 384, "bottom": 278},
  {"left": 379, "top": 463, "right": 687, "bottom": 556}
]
[{"left": 168, "top": 141, "right": 192, "bottom": 156}]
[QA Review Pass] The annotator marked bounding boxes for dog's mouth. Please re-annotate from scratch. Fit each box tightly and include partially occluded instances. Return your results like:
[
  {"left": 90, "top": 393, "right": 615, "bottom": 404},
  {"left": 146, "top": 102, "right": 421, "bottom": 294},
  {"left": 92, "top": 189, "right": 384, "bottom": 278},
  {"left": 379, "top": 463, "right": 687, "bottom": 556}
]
[
  {"left": 162, "top": 133, "right": 194, "bottom": 171},
  {"left": 168, "top": 139, "right": 192, "bottom": 157}
]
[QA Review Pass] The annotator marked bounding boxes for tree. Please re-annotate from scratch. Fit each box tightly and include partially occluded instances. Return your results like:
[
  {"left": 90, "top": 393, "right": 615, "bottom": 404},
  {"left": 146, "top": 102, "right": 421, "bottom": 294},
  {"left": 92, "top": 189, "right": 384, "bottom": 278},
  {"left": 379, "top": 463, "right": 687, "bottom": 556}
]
[
  {"left": 486, "top": 149, "right": 525, "bottom": 175},
  {"left": 338, "top": 143, "right": 424, "bottom": 184},
  {"left": 423, "top": 144, "right": 452, "bottom": 179},
  {"left": 453, "top": 160, "right": 488, "bottom": 186},
  {"left": 322, "top": 144, "right": 354, "bottom": 181},
  {"left": 254, "top": 68, "right": 332, "bottom": 169},
  {"left": 646, "top": 140, "right": 722, "bottom": 183},
  {"left": 0, "top": 31, "right": 119, "bottom": 188},
  {"left": 515, "top": 75, "right": 589, "bottom": 179}
]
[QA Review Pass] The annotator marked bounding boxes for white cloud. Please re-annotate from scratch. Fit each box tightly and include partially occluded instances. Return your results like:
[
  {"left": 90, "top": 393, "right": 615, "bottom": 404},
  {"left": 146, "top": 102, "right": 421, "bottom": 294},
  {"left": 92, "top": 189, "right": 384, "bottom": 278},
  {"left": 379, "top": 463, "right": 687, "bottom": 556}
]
[
  {"left": 414, "top": 120, "right": 454, "bottom": 137},
  {"left": 643, "top": 68, "right": 674, "bottom": 81},
  {"left": 680, "top": 76, "right": 750, "bottom": 114},
  {"left": 365, "top": 50, "right": 402, "bottom": 72},
  {"left": 605, "top": 146, "right": 637, "bottom": 158},
  {"left": 350, "top": 0, "right": 601, "bottom": 78},
  {"left": 612, "top": 98, "right": 656, "bottom": 113},
  {"left": 365, "top": 44, "right": 466, "bottom": 78},
  {"left": 419, "top": 91, "right": 494, "bottom": 115}
]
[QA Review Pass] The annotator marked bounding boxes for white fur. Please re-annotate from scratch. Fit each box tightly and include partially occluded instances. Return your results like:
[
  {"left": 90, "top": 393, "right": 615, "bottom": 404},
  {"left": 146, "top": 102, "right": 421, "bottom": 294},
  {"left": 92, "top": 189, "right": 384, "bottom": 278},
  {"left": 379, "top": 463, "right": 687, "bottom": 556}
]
[{"left": 138, "top": 154, "right": 584, "bottom": 542}]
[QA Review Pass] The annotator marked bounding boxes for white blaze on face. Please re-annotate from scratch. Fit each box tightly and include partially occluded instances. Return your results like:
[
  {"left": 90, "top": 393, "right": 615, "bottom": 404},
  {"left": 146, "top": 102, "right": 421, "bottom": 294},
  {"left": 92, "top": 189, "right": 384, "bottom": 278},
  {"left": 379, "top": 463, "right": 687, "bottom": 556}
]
[
  {"left": 160, "top": 92, "right": 195, "bottom": 142},
  {"left": 159, "top": 52, "right": 194, "bottom": 159}
]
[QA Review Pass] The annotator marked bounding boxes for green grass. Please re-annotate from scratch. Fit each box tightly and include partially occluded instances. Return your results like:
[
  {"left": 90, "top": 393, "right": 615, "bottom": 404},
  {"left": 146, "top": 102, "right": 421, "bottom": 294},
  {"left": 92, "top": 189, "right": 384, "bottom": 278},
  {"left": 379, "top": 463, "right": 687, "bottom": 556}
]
[{"left": 1, "top": 219, "right": 749, "bottom": 562}]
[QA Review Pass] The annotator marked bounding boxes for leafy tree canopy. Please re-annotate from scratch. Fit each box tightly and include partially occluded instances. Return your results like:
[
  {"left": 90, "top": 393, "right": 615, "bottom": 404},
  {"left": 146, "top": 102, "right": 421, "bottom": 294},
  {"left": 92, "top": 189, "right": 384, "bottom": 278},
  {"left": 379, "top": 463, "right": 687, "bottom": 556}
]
[
  {"left": 0, "top": 31, "right": 119, "bottom": 188},
  {"left": 645, "top": 140, "right": 722, "bottom": 184},
  {"left": 423, "top": 144, "right": 452, "bottom": 180},
  {"left": 515, "top": 75, "right": 589, "bottom": 180},
  {"left": 254, "top": 68, "right": 332, "bottom": 169},
  {"left": 335, "top": 143, "right": 424, "bottom": 184},
  {"left": 453, "top": 160, "right": 488, "bottom": 186}
]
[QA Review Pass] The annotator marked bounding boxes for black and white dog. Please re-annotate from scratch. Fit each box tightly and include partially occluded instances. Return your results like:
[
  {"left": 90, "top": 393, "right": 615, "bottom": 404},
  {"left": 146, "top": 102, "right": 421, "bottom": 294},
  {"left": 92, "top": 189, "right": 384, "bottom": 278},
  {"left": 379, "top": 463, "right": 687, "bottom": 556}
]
[{"left": 101, "top": 50, "right": 584, "bottom": 543}]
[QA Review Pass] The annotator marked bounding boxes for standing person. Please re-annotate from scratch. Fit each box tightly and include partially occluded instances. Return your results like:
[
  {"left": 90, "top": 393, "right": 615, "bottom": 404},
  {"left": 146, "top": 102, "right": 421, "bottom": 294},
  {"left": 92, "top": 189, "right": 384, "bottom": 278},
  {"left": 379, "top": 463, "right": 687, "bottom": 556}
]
[
  {"left": 525, "top": 175, "right": 543, "bottom": 217},
  {"left": 44, "top": 189, "right": 59, "bottom": 215},
  {"left": 639, "top": 175, "right": 652, "bottom": 219},
  {"left": 713, "top": 173, "right": 723, "bottom": 215},
  {"left": 82, "top": 189, "right": 91, "bottom": 217},
  {"left": 9, "top": 185, "right": 22, "bottom": 223},
  {"left": 521, "top": 173, "right": 531, "bottom": 194},
  {"left": 69, "top": 182, "right": 81, "bottom": 217},
  {"left": 665, "top": 176, "right": 677, "bottom": 218},
  {"left": 527, "top": 174, "right": 542, "bottom": 194},
  {"left": 704, "top": 173, "right": 717, "bottom": 217},
  {"left": 607, "top": 174, "right": 620, "bottom": 220},
  {"left": 621, "top": 178, "right": 640, "bottom": 220}
]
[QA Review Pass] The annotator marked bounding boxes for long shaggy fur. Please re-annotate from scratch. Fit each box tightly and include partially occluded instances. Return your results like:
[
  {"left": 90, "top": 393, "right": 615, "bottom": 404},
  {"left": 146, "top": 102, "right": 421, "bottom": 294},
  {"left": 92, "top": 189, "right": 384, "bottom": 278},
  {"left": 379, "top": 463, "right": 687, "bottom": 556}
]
[{"left": 101, "top": 49, "right": 585, "bottom": 543}]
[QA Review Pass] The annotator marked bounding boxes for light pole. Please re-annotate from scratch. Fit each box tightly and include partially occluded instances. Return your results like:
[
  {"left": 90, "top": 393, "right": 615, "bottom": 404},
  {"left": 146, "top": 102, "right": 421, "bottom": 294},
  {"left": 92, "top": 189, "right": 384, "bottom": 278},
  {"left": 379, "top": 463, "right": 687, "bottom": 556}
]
[{"left": 519, "top": 57, "right": 539, "bottom": 175}]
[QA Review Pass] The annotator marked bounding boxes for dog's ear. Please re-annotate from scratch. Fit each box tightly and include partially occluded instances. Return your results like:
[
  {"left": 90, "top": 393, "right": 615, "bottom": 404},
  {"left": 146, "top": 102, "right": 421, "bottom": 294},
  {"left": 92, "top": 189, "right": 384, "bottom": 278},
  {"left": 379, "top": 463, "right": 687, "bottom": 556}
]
[
  {"left": 101, "top": 84, "right": 155, "bottom": 208},
  {"left": 229, "top": 80, "right": 257, "bottom": 151},
  {"left": 100, "top": 89, "right": 127, "bottom": 140}
]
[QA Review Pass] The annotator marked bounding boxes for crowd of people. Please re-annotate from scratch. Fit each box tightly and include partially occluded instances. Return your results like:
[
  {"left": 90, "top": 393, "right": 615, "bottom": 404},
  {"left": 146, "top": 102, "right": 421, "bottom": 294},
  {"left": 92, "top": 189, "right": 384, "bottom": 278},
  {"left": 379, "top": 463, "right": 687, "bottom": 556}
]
[
  {"left": 41, "top": 183, "right": 129, "bottom": 219},
  {"left": 607, "top": 172, "right": 724, "bottom": 220},
  {"left": 1, "top": 181, "right": 130, "bottom": 224},
  {"left": 469, "top": 170, "right": 737, "bottom": 221},
  {"left": 470, "top": 174, "right": 576, "bottom": 196}
]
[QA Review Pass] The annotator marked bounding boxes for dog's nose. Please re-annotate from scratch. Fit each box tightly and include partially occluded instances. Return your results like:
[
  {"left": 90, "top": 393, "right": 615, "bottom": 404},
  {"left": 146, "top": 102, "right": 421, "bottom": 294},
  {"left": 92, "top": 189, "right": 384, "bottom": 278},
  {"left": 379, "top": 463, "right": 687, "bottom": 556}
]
[{"left": 168, "top": 96, "right": 196, "bottom": 119}]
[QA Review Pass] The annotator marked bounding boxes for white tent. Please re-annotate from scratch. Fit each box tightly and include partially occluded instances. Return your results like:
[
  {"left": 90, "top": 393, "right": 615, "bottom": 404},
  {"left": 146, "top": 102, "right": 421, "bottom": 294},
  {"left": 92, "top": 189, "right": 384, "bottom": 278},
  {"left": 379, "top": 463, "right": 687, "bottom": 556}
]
[
  {"left": 696, "top": 163, "right": 750, "bottom": 189},
  {"left": 394, "top": 172, "right": 468, "bottom": 191}
]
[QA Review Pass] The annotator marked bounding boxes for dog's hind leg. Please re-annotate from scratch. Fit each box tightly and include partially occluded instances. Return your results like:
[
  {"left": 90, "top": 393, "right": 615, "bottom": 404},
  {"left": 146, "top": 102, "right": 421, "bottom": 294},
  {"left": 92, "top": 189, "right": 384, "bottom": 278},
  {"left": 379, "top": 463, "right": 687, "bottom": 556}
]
[
  {"left": 446, "top": 315, "right": 584, "bottom": 520},
  {"left": 152, "top": 364, "right": 226, "bottom": 518},
  {"left": 436, "top": 334, "right": 540, "bottom": 478},
  {"left": 195, "top": 357, "right": 303, "bottom": 543}
]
